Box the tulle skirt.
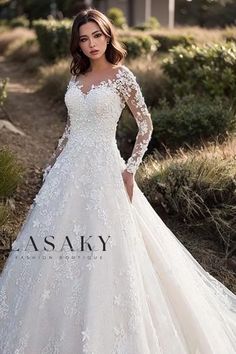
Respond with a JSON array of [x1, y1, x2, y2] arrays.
[[0, 140, 235, 353]]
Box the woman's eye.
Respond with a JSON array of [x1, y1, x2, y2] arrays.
[[80, 33, 102, 42]]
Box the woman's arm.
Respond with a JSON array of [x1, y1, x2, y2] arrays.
[[119, 66, 153, 175], [42, 115, 71, 181]]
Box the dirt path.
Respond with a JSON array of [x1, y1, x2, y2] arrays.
[[0, 55, 66, 268], [0, 55, 66, 168]]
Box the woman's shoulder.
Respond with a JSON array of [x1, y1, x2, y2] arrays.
[[114, 63, 131, 72], [114, 64, 136, 80]]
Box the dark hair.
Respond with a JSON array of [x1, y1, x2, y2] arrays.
[[69, 8, 127, 77]]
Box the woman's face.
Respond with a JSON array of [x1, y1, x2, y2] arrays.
[[78, 21, 109, 60]]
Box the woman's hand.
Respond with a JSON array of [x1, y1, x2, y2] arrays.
[[122, 169, 134, 203]]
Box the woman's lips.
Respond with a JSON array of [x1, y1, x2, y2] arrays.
[[90, 50, 99, 54]]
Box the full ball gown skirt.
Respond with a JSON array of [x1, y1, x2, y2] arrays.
[[0, 65, 235, 354]]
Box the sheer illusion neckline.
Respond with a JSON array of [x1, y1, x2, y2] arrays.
[[72, 65, 125, 97]]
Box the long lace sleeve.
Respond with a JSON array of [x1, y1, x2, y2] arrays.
[[118, 66, 153, 174], [42, 114, 71, 181], [51, 116, 71, 160]]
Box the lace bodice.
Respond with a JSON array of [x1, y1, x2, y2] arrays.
[[45, 65, 153, 177]]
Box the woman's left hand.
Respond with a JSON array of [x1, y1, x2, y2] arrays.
[[122, 169, 134, 203]]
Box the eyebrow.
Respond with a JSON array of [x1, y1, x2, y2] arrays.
[[79, 30, 101, 39]]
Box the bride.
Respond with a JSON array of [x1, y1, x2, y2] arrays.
[[0, 7, 236, 354]]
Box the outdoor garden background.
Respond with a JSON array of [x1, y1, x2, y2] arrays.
[[0, 0, 236, 293]]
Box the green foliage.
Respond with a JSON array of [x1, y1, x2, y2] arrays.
[[147, 17, 160, 30], [0, 203, 9, 228], [176, 0, 236, 28], [0, 148, 24, 226], [10, 15, 30, 28], [130, 66, 167, 109], [151, 33, 195, 52], [133, 16, 160, 31], [33, 18, 72, 61], [120, 34, 159, 59], [0, 148, 24, 200], [107, 7, 127, 29], [0, 19, 9, 27], [151, 95, 236, 148], [19, 0, 51, 20], [162, 42, 236, 98], [33, 18, 159, 61], [0, 78, 8, 107]]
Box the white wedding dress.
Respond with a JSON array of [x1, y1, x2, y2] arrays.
[[0, 64, 235, 354]]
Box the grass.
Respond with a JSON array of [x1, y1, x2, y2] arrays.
[[0, 27, 35, 55], [0, 27, 44, 74], [0, 148, 24, 227], [138, 134, 236, 256], [38, 58, 71, 101], [0, 148, 24, 199]]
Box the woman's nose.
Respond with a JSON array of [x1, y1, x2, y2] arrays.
[[89, 39, 95, 47]]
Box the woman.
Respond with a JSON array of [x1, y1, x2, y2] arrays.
[[0, 8, 235, 354]]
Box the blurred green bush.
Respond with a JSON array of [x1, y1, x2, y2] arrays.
[[32, 18, 71, 61], [162, 42, 236, 99], [151, 95, 236, 148], [107, 7, 127, 29]]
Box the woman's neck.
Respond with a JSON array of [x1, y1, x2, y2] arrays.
[[89, 57, 113, 73]]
